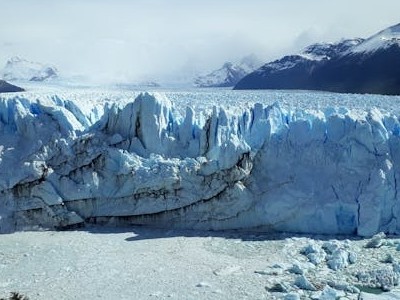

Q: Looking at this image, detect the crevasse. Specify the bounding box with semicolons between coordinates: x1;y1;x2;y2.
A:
0;92;399;236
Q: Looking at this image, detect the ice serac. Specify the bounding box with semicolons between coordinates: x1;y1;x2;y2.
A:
1;92;400;236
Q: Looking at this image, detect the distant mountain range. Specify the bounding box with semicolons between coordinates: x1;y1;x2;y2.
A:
0;80;24;93
1;57;58;82
194;54;262;87
235;23;400;95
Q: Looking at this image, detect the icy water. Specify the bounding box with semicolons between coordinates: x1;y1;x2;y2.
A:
1;228;400;300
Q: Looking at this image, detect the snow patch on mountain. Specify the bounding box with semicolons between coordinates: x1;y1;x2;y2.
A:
301;39;364;60
352;23;400;54
256;39;364;74
194;55;262;87
2;57;58;82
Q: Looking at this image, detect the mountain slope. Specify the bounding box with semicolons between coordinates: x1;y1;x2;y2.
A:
235;23;400;95
2;57;58;82
194;54;261;87
351;23;400;54
0;80;24;93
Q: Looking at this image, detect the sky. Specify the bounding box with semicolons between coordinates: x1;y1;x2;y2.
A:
0;0;400;84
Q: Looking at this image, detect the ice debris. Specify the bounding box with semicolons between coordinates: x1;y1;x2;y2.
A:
288;264;304;275
319;286;346;300
301;244;326;265
356;268;400;291
359;291;400;300
255;264;284;276
266;282;290;293
301;241;357;270
366;232;387;248
327;280;360;294
196;282;211;288
294;275;317;291
284;294;300;300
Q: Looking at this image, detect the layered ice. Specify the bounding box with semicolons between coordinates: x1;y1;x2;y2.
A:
1;92;400;236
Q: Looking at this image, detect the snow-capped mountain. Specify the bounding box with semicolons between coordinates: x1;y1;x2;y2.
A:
1;56;58;82
235;23;400;95
256;38;363;75
351;23;400;53
0;80;24;93
301;38;364;60
194;54;261;87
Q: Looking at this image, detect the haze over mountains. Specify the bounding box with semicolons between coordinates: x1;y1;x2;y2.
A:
235;23;400;95
2;57;58;82
2;23;400;95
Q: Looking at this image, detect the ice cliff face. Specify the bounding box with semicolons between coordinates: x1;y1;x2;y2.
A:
1;92;400;236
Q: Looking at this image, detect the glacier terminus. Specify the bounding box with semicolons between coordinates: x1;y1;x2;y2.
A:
1;90;400;237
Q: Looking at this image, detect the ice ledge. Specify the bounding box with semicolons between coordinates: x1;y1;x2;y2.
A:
0;92;400;236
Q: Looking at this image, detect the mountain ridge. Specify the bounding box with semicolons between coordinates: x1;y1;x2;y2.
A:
235;23;400;95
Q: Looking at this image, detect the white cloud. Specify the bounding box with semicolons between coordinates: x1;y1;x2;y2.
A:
0;0;399;84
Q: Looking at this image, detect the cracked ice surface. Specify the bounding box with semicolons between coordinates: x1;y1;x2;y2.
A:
1;89;400;236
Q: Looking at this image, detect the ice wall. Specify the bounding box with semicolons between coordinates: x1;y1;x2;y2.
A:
1;92;400;236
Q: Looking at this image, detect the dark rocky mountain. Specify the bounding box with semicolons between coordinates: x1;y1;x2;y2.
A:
0;80;24;93
235;23;400;95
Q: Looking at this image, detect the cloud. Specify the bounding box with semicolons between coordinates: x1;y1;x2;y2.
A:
0;0;399;84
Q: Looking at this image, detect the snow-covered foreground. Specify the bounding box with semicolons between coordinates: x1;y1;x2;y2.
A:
0;228;400;300
2;87;400;236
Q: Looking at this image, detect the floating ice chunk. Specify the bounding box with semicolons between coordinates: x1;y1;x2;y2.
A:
266;282;290;293
356;268;400;291
326;249;351;271
366;232;387;248
288;264;304;275
294;275;317;291
284;294;300;300
196;282;211;288
301;243;326;265
319;286;345;300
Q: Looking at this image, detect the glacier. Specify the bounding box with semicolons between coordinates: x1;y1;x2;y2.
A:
1;91;400;237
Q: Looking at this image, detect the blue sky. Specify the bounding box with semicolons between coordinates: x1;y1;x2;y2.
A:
1;0;399;83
